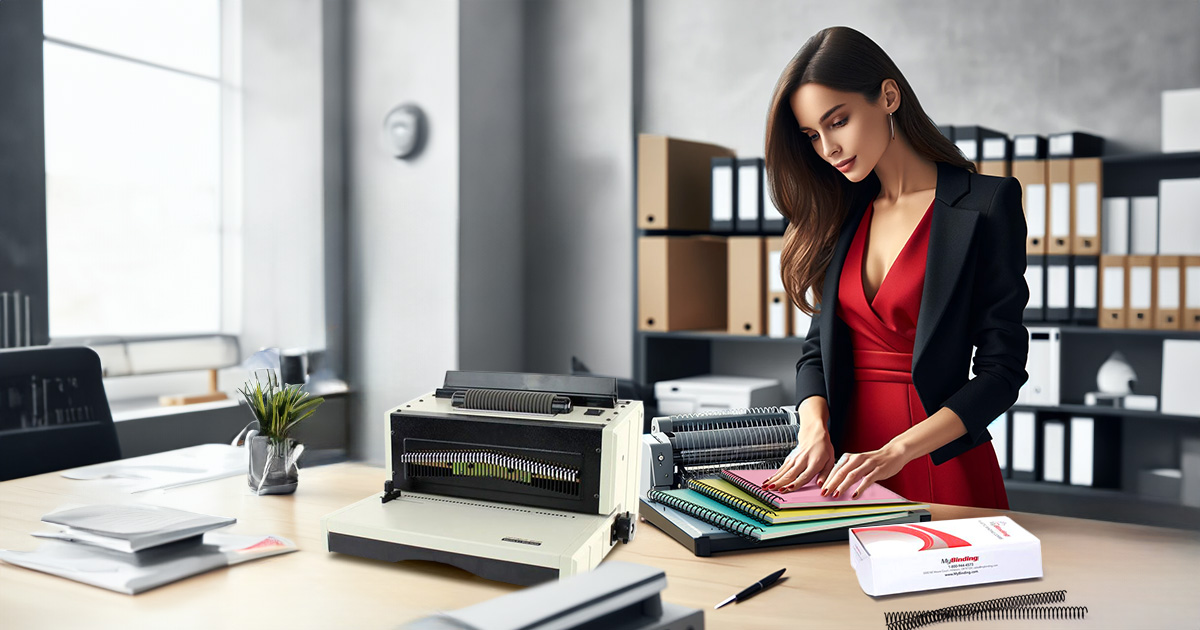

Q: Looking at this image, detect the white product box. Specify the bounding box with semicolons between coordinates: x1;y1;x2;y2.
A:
653;374;781;416
849;516;1042;597
1162;88;1200;153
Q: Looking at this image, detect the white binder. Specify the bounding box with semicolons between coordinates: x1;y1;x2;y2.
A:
989;413;1009;472
1049;182;1072;249
710;159;735;230
1025;260;1044;319
1018;327;1061;406
737;159;762;232
1011;410;1037;480
1161;340;1200;417
1042;420;1066;483
768;297;787;338
1101;197;1129;255
1130;196;1159;255
1046;261;1070;319
1074;259;1098;318
1158;178;1200;256
1026;183;1047;243
1069;417;1096;487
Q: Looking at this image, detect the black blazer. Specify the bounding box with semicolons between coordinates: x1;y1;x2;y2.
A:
794;161;1030;466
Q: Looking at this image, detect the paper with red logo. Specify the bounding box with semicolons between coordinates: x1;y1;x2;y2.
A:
848;516;1042;596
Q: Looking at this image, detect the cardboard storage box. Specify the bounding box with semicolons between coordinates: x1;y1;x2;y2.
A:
637;134;736;230
638;236;726;332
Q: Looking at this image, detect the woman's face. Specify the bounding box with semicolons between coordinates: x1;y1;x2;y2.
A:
790;82;893;183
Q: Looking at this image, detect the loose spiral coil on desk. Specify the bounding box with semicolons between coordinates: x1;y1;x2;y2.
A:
646;489;763;540
885;589;1073;630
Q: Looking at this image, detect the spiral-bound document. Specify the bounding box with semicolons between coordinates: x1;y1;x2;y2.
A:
685;478;924;525
645;488;905;541
720;468;908;509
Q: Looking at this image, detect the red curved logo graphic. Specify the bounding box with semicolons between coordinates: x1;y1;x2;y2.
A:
855;524;972;551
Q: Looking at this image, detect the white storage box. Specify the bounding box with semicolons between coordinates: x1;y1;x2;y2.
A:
849;516;1042;597
1163;88;1200;153
653;374;781;415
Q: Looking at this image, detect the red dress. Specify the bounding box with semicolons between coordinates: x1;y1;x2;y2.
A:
835;199;1009;510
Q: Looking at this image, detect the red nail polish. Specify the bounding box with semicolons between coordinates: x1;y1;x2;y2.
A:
833;491;840;498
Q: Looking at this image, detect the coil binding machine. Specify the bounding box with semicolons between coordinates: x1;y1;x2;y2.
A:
322;371;643;586
639;406;930;556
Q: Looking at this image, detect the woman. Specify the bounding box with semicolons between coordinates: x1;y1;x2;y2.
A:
761;26;1029;510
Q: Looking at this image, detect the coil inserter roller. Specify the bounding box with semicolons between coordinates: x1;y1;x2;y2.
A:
322;371;642;586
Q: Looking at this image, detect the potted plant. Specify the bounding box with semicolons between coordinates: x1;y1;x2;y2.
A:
237;369;325;495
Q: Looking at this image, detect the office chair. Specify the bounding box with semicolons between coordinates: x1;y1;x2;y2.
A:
0;346;122;481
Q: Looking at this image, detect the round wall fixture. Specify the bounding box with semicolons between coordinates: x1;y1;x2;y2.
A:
383;103;427;160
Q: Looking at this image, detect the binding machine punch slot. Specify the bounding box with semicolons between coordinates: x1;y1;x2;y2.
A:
322;371;643;586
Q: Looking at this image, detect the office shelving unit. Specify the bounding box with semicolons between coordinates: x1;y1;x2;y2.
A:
632;147;1200;530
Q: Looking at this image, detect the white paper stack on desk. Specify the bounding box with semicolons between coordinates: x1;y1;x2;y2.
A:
0;504;295;594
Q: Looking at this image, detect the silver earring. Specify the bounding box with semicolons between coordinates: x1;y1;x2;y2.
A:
889;112;895;139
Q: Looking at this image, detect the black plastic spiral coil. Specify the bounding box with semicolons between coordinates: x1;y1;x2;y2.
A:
885;589;1075;630
646;489;762;540
684;478;776;524
661;406;792;431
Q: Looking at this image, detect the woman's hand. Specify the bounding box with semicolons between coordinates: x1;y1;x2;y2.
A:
762;423;837;492
820;443;911;499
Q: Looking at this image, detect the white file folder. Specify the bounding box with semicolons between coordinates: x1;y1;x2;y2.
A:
1049;182;1072;251
1101;197;1129;255
1019;327;1060;406
1162;340;1200;417
1128;259;1154;327
710;158;735;231
1158;178;1200;256
762;167;786;232
736;159;762;233
1026;183;1047;244
1074;179;1100;251
1100;256;1127;327
1074;258;1098;320
1025;259;1044;320
989;413;1009;472
1157;261;1181;326
1011;410;1037;481
1130;196;1159;255
768;296;787;338
1046;261;1070;320
1069;417;1095;487
1042;420;1066;483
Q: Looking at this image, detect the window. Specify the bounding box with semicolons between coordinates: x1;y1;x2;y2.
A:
43;0;233;338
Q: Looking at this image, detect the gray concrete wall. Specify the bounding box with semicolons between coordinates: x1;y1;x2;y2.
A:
459;0;526;373
345;0;461;464
522;0;634;379
637;0;1200;403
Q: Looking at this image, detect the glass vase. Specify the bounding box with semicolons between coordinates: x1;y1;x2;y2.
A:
247;434;304;495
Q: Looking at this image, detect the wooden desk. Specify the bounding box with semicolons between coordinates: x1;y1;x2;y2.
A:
2;463;1197;629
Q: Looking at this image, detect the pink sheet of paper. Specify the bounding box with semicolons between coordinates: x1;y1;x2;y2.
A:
720;468;909;509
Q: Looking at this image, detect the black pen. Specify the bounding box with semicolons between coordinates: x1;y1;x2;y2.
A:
715;568;786;609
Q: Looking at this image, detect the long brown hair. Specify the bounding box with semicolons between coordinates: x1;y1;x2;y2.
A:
765;26;975;315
